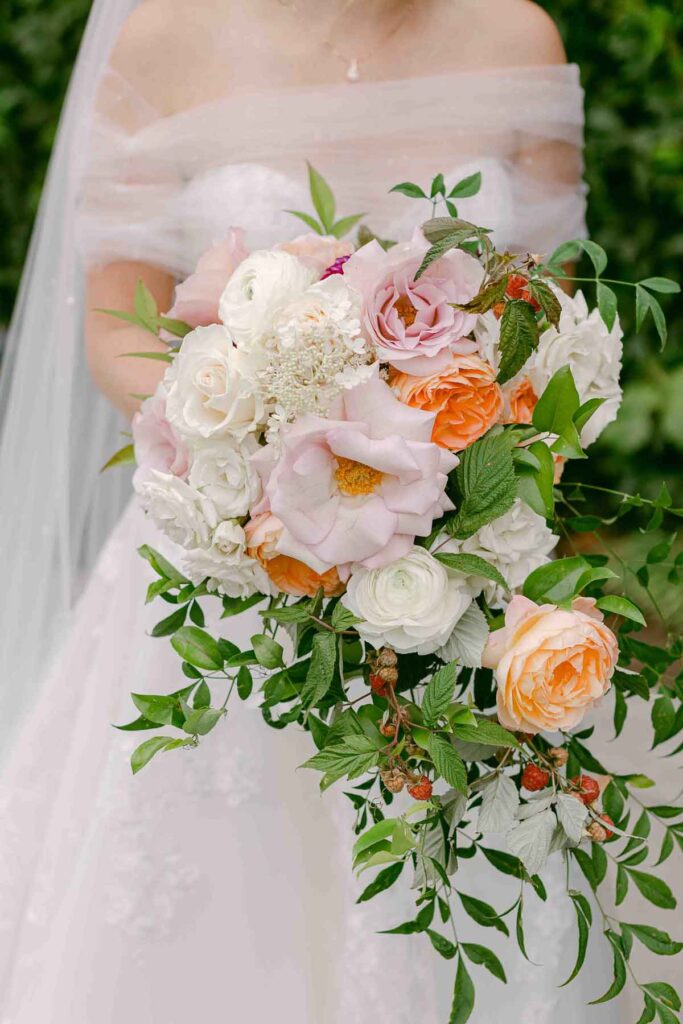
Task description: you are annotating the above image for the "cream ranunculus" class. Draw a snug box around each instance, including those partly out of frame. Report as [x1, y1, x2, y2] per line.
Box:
[438, 499, 559, 607]
[183, 520, 272, 599]
[165, 324, 266, 440]
[483, 595, 618, 734]
[188, 435, 262, 520]
[342, 546, 473, 655]
[526, 289, 623, 446]
[218, 250, 315, 348]
[135, 469, 217, 548]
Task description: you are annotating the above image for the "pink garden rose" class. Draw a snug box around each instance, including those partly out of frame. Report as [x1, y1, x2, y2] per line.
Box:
[132, 386, 190, 486]
[251, 373, 457, 575]
[165, 229, 249, 328]
[483, 595, 618, 734]
[343, 232, 483, 376]
[278, 233, 353, 278]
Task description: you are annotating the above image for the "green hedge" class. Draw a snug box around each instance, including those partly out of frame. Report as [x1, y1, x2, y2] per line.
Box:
[1, 0, 681, 496]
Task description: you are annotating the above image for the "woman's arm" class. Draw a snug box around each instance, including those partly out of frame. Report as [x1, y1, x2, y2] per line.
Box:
[84, 260, 175, 420]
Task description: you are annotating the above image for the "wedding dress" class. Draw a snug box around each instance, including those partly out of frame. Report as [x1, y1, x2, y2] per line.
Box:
[0, 28, 631, 1021]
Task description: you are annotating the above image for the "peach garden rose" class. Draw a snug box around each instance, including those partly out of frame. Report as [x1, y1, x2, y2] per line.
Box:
[245, 512, 344, 599]
[483, 595, 618, 734]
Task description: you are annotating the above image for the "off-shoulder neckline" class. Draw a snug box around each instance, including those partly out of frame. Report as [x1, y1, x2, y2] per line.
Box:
[104, 62, 582, 126]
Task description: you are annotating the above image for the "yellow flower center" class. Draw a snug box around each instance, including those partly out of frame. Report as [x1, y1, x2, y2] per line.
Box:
[395, 294, 417, 328]
[334, 456, 383, 496]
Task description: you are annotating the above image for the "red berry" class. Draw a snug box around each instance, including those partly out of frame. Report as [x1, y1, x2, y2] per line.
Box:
[599, 813, 615, 840]
[369, 673, 389, 697]
[521, 764, 550, 791]
[407, 775, 433, 801]
[571, 775, 601, 805]
[505, 273, 541, 312]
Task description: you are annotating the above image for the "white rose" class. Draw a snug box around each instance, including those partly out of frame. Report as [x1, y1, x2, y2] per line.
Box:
[342, 546, 472, 656]
[526, 289, 623, 445]
[165, 324, 266, 440]
[438, 499, 559, 607]
[183, 521, 272, 599]
[188, 434, 262, 519]
[218, 250, 314, 348]
[135, 469, 217, 549]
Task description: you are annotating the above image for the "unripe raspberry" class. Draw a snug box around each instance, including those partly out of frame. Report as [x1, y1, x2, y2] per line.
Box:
[521, 764, 550, 791]
[587, 820, 608, 843]
[598, 813, 615, 840]
[407, 775, 433, 800]
[548, 746, 569, 767]
[377, 665, 398, 685]
[369, 673, 389, 697]
[379, 721, 395, 738]
[377, 647, 398, 668]
[571, 775, 601, 805]
[381, 768, 405, 794]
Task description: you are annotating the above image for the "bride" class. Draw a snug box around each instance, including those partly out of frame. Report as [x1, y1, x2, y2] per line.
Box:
[0, 1, 627, 1020]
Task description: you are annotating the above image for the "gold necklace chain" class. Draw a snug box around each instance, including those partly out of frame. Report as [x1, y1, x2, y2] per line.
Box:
[276, 0, 417, 82]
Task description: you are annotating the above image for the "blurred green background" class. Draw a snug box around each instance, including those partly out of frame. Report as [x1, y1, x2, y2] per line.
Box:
[0, 0, 681, 504]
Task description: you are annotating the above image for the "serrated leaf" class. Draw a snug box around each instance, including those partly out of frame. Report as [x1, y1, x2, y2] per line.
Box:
[447, 432, 517, 539]
[454, 276, 508, 314]
[301, 630, 337, 705]
[556, 792, 588, 845]
[428, 735, 468, 793]
[437, 601, 490, 668]
[422, 661, 458, 725]
[528, 279, 562, 328]
[435, 553, 508, 591]
[496, 299, 540, 385]
[507, 809, 555, 875]
[331, 603, 362, 630]
[453, 720, 520, 749]
[478, 772, 519, 834]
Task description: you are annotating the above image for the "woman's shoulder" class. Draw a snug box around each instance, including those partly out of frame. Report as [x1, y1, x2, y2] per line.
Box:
[441, 0, 567, 70]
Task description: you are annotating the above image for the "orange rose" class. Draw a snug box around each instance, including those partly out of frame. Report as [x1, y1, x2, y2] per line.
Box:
[390, 356, 503, 451]
[245, 512, 344, 599]
[483, 595, 617, 734]
[501, 377, 537, 425]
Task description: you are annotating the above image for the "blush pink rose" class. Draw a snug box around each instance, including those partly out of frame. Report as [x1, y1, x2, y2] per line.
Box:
[343, 231, 483, 376]
[278, 234, 353, 278]
[250, 373, 457, 576]
[483, 595, 618, 734]
[132, 386, 190, 486]
[165, 229, 249, 328]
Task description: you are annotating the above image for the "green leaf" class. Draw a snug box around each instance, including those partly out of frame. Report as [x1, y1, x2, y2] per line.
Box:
[496, 299, 540, 385]
[356, 861, 404, 903]
[522, 555, 590, 604]
[130, 693, 178, 726]
[449, 954, 476, 1024]
[251, 633, 284, 670]
[561, 890, 592, 986]
[330, 212, 365, 239]
[193, 680, 211, 708]
[149, 603, 188, 637]
[389, 181, 427, 199]
[589, 930, 626, 1004]
[652, 696, 676, 747]
[95, 307, 159, 336]
[447, 432, 517, 539]
[158, 315, 192, 337]
[307, 162, 336, 232]
[236, 665, 253, 700]
[428, 735, 468, 793]
[643, 982, 681, 1013]
[461, 942, 506, 981]
[627, 870, 676, 910]
[639, 277, 680, 294]
[616, 864, 629, 905]
[303, 736, 380, 785]
[138, 544, 189, 585]
[515, 902, 533, 962]
[171, 626, 224, 671]
[579, 239, 608, 276]
[182, 706, 225, 736]
[330, 603, 362, 630]
[118, 350, 174, 363]
[285, 209, 323, 234]
[452, 720, 520, 749]
[422, 661, 458, 725]
[301, 630, 337, 705]
[515, 439, 555, 519]
[454, 276, 508, 315]
[131, 735, 185, 774]
[134, 278, 159, 327]
[532, 365, 580, 437]
[427, 929, 458, 959]
[430, 173, 446, 198]
[528, 279, 562, 328]
[435, 553, 508, 591]
[595, 595, 646, 626]
[458, 892, 509, 936]
[449, 171, 482, 199]
[597, 281, 618, 331]
[100, 442, 135, 473]
[626, 924, 683, 956]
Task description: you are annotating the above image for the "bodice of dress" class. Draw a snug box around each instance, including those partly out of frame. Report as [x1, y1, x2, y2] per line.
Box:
[77, 64, 587, 274]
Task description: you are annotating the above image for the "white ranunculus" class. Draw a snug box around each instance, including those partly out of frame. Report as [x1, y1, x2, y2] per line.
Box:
[218, 250, 314, 348]
[438, 499, 559, 607]
[188, 434, 262, 519]
[135, 469, 217, 549]
[342, 546, 472, 656]
[526, 289, 623, 446]
[183, 520, 272, 599]
[165, 324, 266, 441]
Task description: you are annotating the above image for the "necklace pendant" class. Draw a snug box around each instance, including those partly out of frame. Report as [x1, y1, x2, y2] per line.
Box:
[346, 57, 360, 82]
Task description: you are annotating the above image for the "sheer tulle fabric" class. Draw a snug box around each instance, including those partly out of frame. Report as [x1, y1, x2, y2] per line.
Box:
[0, 8, 632, 1018]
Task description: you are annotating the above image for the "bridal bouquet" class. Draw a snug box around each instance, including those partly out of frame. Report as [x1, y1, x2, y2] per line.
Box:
[106, 167, 682, 1023]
